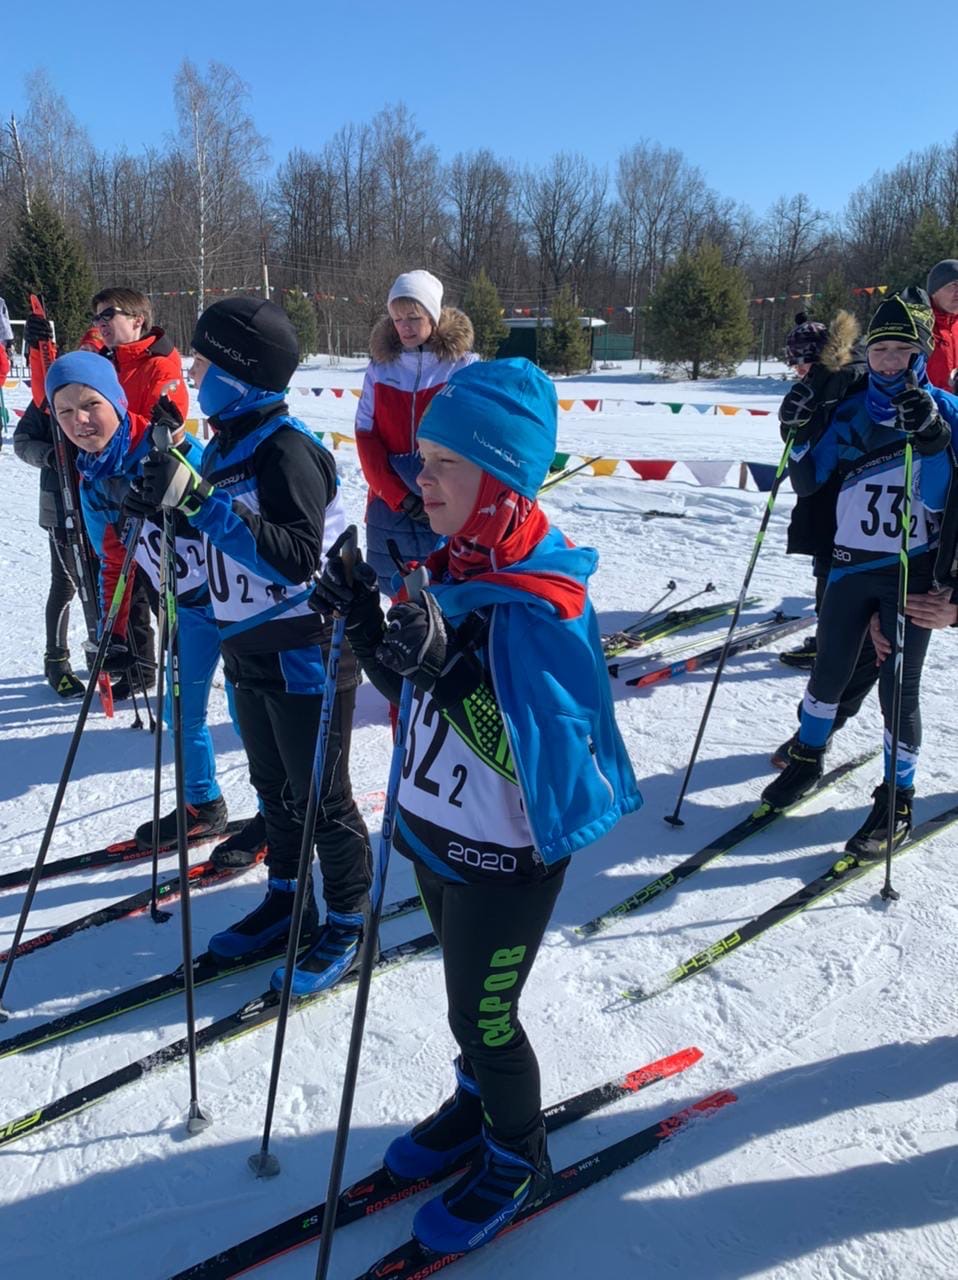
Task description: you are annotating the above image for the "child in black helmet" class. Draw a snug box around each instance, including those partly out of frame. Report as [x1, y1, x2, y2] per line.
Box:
[129, 296, 372, 993]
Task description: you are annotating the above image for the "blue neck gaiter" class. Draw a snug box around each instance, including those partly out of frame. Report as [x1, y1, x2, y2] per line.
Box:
[199, 363, 285, 422]
[866, 352, 928, 424]
[75, 414, 133, 481]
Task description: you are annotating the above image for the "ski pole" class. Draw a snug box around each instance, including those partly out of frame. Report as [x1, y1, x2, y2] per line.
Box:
[153, 423, 210, 1133]
[666, 434, 795, 826]
[312, 564, 426, 1280]
[248, 559, 352, 1179]
[149, 526, 172, 925]
[614, 582, 716, 646]
[0, 515, 144, 1020]
[124, 625, 146, 731]
[879, 436, 914, 904]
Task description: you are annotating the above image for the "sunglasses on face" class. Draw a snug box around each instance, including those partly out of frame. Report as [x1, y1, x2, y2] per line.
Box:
[92, 307, 131, 324]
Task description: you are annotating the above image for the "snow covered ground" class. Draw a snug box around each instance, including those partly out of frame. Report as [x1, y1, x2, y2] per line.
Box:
[0, 359, 955, 1280]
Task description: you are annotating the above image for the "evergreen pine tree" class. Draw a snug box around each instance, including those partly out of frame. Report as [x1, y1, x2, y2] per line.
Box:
[883, 210, 958, 297]
[463, 268, 508, 359]
[539, 285, 591, 374]
[647, 243, 751, 379]
[282, 289, 318, 359]
[0, 193, 94, 350]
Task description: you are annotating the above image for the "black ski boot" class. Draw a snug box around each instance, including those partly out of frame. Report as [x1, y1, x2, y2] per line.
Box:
[779, 635, 817, 669]
[845, 781, 913, 858]
[45, 650, 85, 699]
[134, 795, 229, 851]
[761, 740, 825, 809]
[211, 812, 268, 868]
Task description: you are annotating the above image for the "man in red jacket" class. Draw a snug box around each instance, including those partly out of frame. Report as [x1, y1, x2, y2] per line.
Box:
[927, 259, 958, 394]
[90, 287, 191, 695]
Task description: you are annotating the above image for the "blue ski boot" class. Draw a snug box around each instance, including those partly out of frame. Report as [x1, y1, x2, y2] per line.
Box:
[208, 875, 318, 961]
[384, 1058, 483, 1182]
[270, 908, 365, 996]
[412, 1121, 551, 1255]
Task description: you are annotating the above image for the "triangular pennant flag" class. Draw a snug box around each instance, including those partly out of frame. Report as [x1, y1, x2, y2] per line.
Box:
[635, 399, 656, 406]
[877, 285, 888, 295]
[684, 460, 732, 487]
[311, 387, 323, 396]
[627, 459, 675, 481]
[665, 402, 683, 414]
[332, 431, 354, 448]
[583, 399, 601, 412]
[184, 418, 199, 431]
[717, 404, 739, 416]
[3, 379, 17, 390]
[692, 403, 712, 414]
[298, 387, 310, 395]
[746, 461, 778, 492]
[747, 408, 770, 416]
[549, 452, 571, 471]
[864, 287, 875, 296]
[350, 388, 361, 398]
[589, 458, 620, 476]
[14, 407, 25, 417]
[331, 388, 344, 398]
[558, 399, 575, 412]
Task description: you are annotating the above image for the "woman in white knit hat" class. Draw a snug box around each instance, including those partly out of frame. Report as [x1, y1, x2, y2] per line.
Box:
[355, 269, 477, 595]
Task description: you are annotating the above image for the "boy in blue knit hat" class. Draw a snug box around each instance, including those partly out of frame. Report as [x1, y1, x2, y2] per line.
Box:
[314, 357, 642, 1258]
[45, 351, 230, 841]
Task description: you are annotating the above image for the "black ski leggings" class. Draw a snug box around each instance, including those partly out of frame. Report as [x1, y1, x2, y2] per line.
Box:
[808, 560, 934, 754]
[46, 530, 77, 655]
[231, 682, 372, 912]
[808, 555, 879, 729]
[414, 858, 568, 1143]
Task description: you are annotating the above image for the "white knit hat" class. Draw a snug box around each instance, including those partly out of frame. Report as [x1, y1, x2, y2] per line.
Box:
[387, 269, 443, 324]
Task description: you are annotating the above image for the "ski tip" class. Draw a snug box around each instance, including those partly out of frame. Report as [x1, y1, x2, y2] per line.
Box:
[622, 1046, 703, 1089]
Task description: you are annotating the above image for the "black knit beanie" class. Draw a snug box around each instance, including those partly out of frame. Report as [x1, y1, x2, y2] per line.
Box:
[191, 297, 299, 391]
[865, 291, 934, 354]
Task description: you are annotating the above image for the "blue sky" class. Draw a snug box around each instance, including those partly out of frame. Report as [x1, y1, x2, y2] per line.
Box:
[5, 0, 946, 220]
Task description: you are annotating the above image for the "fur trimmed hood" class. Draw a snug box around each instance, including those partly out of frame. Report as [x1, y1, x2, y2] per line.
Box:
[820, 309, 860, 372]
[369, 306, 474, 364]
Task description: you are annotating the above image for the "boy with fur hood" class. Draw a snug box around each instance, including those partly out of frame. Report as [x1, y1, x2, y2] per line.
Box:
[772, 310, 881, 762]
[764, 293, 958, 854]
[315, 357, 641, 1259]
[355, 269, 477, 595]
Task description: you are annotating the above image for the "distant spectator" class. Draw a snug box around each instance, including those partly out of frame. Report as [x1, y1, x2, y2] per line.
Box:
[926, 259, 958, 393]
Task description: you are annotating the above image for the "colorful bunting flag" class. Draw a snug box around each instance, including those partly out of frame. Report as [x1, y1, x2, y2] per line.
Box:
[628, 460, 675, 481]
[684, 460, 733, 487]
[746, 462, 778, 492]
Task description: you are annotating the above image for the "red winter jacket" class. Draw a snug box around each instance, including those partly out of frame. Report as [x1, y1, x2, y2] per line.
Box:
[355, 308, 476, 511]
[928, 305, 958, 394]
[107, 327, 189, 421]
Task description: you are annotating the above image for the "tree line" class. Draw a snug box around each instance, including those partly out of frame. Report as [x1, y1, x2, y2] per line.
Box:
[1, 59, 956, 364]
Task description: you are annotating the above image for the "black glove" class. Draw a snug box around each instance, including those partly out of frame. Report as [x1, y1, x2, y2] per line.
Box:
[778, 381, 822, 445]
[150, 393, 184, 450]
[24, 313, 53, 351]
[102, 640, 137, 675]
[376, 592, 449, 691]
[125, 448, 213, 517]
[892, 378, 951, 457]
[310, 527, 384, 640]
[400, 492, 431, 525]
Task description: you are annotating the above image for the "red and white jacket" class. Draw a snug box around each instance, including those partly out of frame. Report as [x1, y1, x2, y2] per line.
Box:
[929, 304, 958, 395]
[354, 308, 476, 511]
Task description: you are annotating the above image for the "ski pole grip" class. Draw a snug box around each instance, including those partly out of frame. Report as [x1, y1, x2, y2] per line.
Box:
[340, 525, 358, 587]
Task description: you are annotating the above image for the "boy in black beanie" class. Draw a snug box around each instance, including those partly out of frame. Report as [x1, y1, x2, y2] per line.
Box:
[128, 297, 373, 993]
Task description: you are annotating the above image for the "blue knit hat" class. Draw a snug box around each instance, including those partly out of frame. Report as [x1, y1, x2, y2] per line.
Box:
[46, 351, 128, 421]
[417, 358, 557, 499]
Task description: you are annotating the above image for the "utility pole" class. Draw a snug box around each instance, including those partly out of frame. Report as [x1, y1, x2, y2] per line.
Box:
[261, 239, 271, 302]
